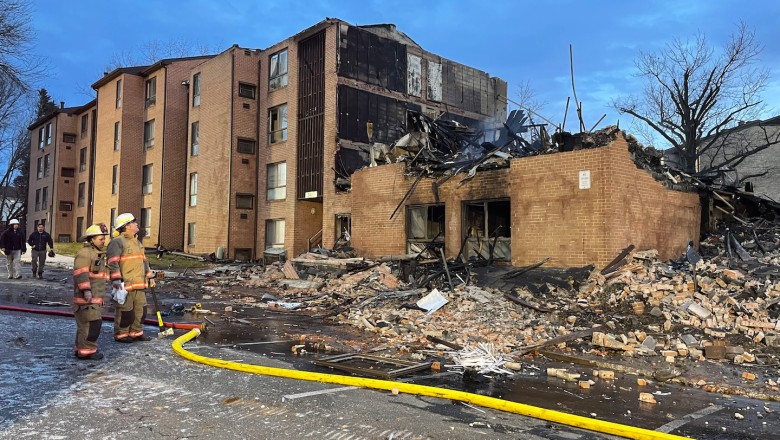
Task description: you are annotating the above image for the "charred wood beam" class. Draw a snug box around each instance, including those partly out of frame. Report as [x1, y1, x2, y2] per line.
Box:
[504, 293, 551, 313]
[501, 258, 551, 280]
[389, 172, 425, 220]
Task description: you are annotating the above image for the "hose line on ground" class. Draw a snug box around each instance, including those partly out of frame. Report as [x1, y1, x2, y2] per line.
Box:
[172, 329, 690, 440]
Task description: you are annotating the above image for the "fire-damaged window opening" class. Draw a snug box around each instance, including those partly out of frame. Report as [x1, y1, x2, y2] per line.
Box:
[335, 214, 351, 242]
[464, 199, 510, 262]
[407, 204, 445, 256]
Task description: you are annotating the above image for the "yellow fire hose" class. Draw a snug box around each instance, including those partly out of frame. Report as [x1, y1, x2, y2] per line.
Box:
[172, 329, 690, 440]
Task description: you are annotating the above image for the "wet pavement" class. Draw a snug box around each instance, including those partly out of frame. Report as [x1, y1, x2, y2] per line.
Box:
[1, 257, 779, 439]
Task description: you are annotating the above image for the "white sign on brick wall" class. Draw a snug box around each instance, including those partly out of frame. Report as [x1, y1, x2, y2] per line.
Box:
[579, 170, 591, 190]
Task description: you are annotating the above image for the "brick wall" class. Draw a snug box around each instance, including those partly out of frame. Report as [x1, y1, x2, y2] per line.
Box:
[351, 136, 701, 268]
[184, 52, 232, 255]
[72, 105, 95, 239]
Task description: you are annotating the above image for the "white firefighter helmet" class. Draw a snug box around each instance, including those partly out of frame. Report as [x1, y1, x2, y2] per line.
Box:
[8, 219, 19, 225]
[80, 223, 109, 241]
[114, 213, 136, 230]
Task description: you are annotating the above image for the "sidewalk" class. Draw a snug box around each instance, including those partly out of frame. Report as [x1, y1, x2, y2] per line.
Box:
[19, 252, 74, 270]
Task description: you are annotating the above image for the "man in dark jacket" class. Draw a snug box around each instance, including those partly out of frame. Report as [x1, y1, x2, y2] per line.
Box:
[1, 219, 26, 279]
[28, 223, 54, 279]
[27, 223, 54, 278]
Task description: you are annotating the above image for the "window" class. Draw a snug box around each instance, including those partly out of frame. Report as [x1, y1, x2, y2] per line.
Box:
[59, 201, 73, 211]
[265, 219, 285, 249]
[41, 187, 48, 209]
[144, 120, 155, 149]
[79, 148, 87, 172]
[63, 133, 76, 143]
[408, 205, 445, 241]
[192, 73, 201, 106]
[268, 104, 287, 144]
[142, 164, 153, 194]
[61, 167, 75, 177]
[187, 223, 196, 245]
[38, 127, 44, 149]
[110, 208, 116, 233]
[236, 193, 254, 209]
[140, 208, 151, 238]
[145, 77, 156, 107]
[76, 217, 84, 240]
[78, 183, 85, 207]
[81, 114, 88, 135]
[113, 121, 120, 151]
[189, 173, 198, 206]
[335, 214, 352, 241]
[464, 200, 511, 261]
[266, 162, 286, 200]
[237, 137, 256, 154]
[45, 123, 52, 145]
[35, 189, 40, 211]
[36, 157, 43, 179]
[112, 165, 118, 194]
[269, 49, 288, 91]
[115, 79, 122, 108]
[43, 154, 50, 177]
[238, 82, 256, 99]
[190, 121, 199, 156]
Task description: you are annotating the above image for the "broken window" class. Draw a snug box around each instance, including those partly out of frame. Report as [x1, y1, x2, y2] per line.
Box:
[464, 199, 511, 261]
[335, 214, 351, 242]
[269, 49, 288, 91]
[268, 104, 287, 144]
[407, 204, 445, 255]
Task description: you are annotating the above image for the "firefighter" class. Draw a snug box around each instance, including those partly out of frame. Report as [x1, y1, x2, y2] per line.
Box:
[72, 223, 109, 360]
[107, 213, 154, 343]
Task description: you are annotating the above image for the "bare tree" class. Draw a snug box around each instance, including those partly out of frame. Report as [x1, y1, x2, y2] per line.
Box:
[105, 38, 220, 71]
[614, 22, 777, 175]
[0, 0, 35, 90]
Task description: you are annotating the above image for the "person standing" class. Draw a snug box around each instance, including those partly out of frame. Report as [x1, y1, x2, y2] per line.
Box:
[28, 223, 54, 279]
[106, 213, 154, 343]
[73, 223, 110, 360]
[1, 219, 26, 279]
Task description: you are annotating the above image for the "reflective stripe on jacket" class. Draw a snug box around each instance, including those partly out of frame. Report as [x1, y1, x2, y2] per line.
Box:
[106, 232, 151, 291]
[73, 243, 107, 303]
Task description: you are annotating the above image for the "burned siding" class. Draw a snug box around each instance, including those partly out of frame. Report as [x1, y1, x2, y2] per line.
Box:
[337, 85, 421, 144]
[297, 31, 326, 199]
[338, 25, 407, 93]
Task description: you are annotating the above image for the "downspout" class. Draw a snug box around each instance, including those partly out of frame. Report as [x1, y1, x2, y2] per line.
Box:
[226, 50, 235, 258]
[182, 77, 191, 252]
[87, 107, 97, 225]
[157, 66, 168, 247]
[253, 53, 260, 260]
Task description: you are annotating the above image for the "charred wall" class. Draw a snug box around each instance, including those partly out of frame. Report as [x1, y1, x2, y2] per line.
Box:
[337, 26, 407, 93]
[337, 85, 420, 144]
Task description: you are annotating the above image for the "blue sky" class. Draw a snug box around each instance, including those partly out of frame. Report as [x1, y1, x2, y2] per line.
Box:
[29, 0, 780, 145]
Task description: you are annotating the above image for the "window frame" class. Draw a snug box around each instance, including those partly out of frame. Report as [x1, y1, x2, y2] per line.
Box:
[115, 79, 122, 108]
[81, 114, 88, 135]
[187, 222, 196, 245]
[43, 154, 50, 177]
[265, 219, 285, 249]
[41, 186, 48, 209]
[45, 123, 52, 145]
[142, 164, 153, 195]
[140, 207, 151, 238]
[268, 104, 287, 144]
[266, 161, 286, 200]
[112, 165, 118, 195]
[189, 173, 198, 206]
[144, 119, 155, 149]
[113, 121, 120, 151]
[78, 182, 85, 207]
[145, 76, 156, 107]
[38, 127, 44, 149]
[35, 189, 40, 211]
[79, 147, 87, 172]
[36, 157, 43, 179]
[190, 121, 199, 156]
[192, 73, 201, 106]
[269, 49, 288, 91]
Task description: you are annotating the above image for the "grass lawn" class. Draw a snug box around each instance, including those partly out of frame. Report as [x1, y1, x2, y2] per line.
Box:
[53, 242, 209, 271]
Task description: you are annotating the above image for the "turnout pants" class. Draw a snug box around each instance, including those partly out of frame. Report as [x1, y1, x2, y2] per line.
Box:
[114, 290, 147, 341]
[75, 304, 102, 357]
[31, 249, 47, 276]
[5, 250, 21, 278]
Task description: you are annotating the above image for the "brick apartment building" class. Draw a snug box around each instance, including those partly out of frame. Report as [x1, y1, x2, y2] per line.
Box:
[28, 18, 507, 261]
[27, 100, 96, 240]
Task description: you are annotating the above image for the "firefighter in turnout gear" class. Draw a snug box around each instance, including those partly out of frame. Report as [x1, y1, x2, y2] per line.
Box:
[73, 223, 110, 360]
[107, 213, 154, 342]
